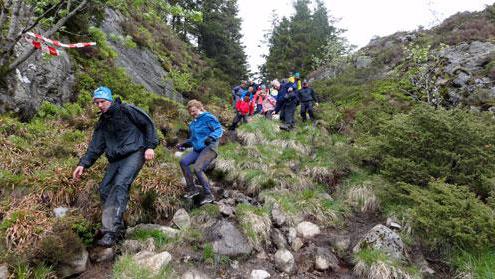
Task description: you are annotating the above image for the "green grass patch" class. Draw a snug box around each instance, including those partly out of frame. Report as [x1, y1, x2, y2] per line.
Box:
[451, 248, 495, 278]
[126, 228, 170, 248]
[112, 254, 176, 279]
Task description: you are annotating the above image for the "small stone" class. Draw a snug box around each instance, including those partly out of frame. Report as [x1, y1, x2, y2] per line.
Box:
[121, 238, 155, 254]
[175, 151, 184, 158]
[173, 208, 191, 230]
[218, 203, 235, 217]
[230, 260, 239, 269]
[53, 207, 69, 218]
[256, 251, 268, 260]
[287, 227, 297, 244]
[250, 269, 271, 279]
[0, 264, 9, 279]
[291, 238, 304, 252]
[386, 217, 402, 230]
[274, 249, 295, 273]
[296, 222, 320, 239]
[271, 204, 287, 227]
[271, 228, 288, 250]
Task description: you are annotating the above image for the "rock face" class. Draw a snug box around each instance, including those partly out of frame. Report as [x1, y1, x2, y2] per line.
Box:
[101, 8, 182, 102]
[1, 42, 75, 120]
[274, 249, 295, 273]
[353, 224, 405, 261]
[205, 220, 253, 256]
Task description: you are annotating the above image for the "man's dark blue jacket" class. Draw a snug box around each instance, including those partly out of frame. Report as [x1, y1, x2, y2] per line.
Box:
[79, 98, 159, 168]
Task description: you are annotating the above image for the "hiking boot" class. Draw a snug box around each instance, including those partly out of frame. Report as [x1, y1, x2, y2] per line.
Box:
[184, 187, 201, 199]
[200, 193, 215, 205]
[97, 233, 116, 247]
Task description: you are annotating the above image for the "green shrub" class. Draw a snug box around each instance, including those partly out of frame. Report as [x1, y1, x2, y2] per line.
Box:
[363, 105, 495, 197]
[385, 181, 495, 251]
[451, 248, 495, 278]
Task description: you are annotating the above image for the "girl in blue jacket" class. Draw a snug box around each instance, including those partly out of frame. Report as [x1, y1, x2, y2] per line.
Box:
[177, 100, 223, 205]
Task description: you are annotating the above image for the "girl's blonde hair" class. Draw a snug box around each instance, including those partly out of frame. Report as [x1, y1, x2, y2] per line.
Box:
[187, 99, 204, 111]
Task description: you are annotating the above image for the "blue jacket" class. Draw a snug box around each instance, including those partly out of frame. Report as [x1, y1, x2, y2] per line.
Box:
[185, 112, 223, 152]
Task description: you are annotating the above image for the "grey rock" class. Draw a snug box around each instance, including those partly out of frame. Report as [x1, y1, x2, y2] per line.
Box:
[2, 39, 75, 120]
[271, 228, 288, 250]
[438, 41, 495, 75]
[181, 269, 210, 279]
[121, 238, 156, 254]
[287, 227, 297, 244]
[291, 237, 304, 252]
[53, 207, 69, 218]
[90, 247, 115, 263]
[386, 217, 402, 231]
[274, 249, 295, 273]
[205, 220, 252, 256]
[0, 264, 8, 279]
[58, 248, 88, 278]
[126, 224, 180, 238]
[250, 269, 271, 279]
[173, 208, 191, 230]
[315, 247, 339, 271]
[453, 71, 470, 88]
[134, 251, 172, 273]
[355, 56, 372, 69]
[296, 221, 320, 239]
[353, 224, 405, 261]
[101, 8, 182, 102]
[242, 212, 272, 250]
[271, 204, 287, 227]
[218, 203, 235, 217]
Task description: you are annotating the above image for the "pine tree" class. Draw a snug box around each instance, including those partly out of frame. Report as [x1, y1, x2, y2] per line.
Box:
[264, 17, 292, 80]
[197, 0, 248, 84]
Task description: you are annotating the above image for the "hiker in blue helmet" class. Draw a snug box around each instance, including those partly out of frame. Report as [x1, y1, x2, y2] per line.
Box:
[73, 86, 159, 247]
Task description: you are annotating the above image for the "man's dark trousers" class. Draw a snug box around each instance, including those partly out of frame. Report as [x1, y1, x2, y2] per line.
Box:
[284, 103, 297, 128]
[300, 101, 315, 121]
[99, 150, 145, 237]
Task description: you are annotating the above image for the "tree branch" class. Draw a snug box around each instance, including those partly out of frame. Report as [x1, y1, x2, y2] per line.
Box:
[7, 0, 88, 73]
[20, 0, 65, 35]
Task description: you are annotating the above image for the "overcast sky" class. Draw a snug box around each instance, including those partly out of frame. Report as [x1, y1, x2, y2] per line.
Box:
[238, 0, 495, 74]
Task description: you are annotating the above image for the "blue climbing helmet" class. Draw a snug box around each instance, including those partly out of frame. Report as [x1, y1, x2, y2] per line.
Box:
[93, 86, 113, 102]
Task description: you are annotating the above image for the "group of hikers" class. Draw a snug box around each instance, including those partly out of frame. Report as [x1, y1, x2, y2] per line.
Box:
[72, 86, 223, 246]
[230, 72, 319, 130]
[70, 72, 319, 247]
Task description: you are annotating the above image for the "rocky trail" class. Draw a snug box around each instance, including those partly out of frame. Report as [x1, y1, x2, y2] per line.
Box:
[72, 129, 430, 279]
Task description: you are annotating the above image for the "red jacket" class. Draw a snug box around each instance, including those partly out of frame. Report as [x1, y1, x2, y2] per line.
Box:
[236, 100, 254, 116]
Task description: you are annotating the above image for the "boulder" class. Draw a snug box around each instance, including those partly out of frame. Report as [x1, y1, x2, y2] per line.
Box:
[134, 251, 172, 273]
[58, 248, 88, 278]
[205, 220, 252, 256]
[315, 247, 339, 271]
[296, 222, 320, 239]
[274, 249, 295, 273]
[353, 224, 405, 261]
[250, 269, 271, 279]
[218, 203, 235, 217]
[173, 208, 191, 230]
[242, 212, 272, 250]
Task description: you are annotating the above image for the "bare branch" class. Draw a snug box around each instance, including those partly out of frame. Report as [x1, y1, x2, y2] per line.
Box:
[21, 1, 65, 35]
[7, 0, 88, 72]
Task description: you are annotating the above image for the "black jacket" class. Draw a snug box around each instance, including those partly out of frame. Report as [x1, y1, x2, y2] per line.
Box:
[298, 87, 318, 103]
[78, 99, 159, 168]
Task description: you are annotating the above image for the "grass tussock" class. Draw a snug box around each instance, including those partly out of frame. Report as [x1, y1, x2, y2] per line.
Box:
[346, 184, 380, 213]
[353, 248, 419, 279]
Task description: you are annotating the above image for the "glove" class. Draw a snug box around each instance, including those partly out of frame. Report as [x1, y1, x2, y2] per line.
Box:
[204, 137, 214, 146]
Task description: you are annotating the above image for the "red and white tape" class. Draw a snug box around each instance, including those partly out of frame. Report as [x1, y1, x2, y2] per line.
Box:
[25, 32, 96, 56]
